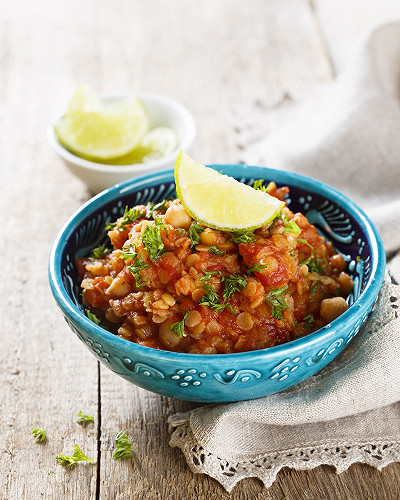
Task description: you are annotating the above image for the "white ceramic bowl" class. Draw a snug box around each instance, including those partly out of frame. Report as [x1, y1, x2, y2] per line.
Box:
[48, 92, 196, 193]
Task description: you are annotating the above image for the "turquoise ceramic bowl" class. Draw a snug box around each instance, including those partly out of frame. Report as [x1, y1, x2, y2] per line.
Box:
[48, 165, 385, 402]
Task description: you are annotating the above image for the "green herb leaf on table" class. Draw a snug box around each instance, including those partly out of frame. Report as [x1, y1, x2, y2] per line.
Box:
[170, 311, 189, 338]
[31, 428, 46, 443]
[56, 444, 95, 467]
[113, 430, 135, 460]
[142, 218, 166, 262]
[266, 286, 289, 319]
[188, 222, 205, 247]
[76, 411, 94, 423]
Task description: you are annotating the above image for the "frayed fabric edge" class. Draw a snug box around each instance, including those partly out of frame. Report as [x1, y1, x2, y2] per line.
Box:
[169, 418, 400, 492]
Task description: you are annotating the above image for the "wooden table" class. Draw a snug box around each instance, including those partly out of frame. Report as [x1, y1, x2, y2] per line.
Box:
[2, 1, 400, 498]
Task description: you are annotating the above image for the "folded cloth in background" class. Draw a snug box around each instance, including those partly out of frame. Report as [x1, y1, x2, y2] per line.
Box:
[169, 22, 400, 491]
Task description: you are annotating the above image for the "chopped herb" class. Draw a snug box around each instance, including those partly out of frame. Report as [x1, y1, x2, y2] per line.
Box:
[119, 244, 150, 287]
[105, 206, 142, 231]
[145, 198, 170, 218]
[198, 284, 234, 313]
[303, 313, 314, 329]
[170, 311, 189, 338]
[142, 218, 166, 261]
[113, 431, 135, 460]
[356, 255, 362, 262]
[246, 262, 268, 274]
[280, 212, 301, 235]
[222, 274, 247, 301]
[32, 428, 46, 443]
[229, 230, 256, 244]
[199, 270, 221, 282]
[56, 444, 95, 467]
[188, 222, 205, 247]
[86, 310, 101, 325]
[209, 246, 225, 255]
[266, 286, 289, 319]
[289, 248, 295, 257]
[298, 239, 325, 274]
[309, 282, 319, 295]
[90, 244, 111, 259]
[253, 179, 267, 192]
[76, 411, 94, 423]
[198, 271, 244, 314]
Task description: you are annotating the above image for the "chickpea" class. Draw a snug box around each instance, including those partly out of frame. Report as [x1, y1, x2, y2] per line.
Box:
[159, 322, 182, 348]
[165, 203, 192, 229]
[320, 297, 349, 323]
[200, 228, 218, 246]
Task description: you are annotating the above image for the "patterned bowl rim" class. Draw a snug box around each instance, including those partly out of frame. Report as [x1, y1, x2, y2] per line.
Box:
[49, 165, 386, 362]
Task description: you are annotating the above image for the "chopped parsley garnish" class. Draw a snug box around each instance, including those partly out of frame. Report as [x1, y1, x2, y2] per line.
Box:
[198, 284, 235, 314]
[303, 313, 314, 329]
[32, 428, 46, 443]
[118, 244, 150, 287]
[113, 431, 135, 460]
[198, 271, 245, 313]
[105, 206, 142, 231]
[199, 270, 221, 282]
[222, 274, 247, 301]
[90, 244, 111, 259]
[266, 286, 289, 319]
[170, 311, 189, 338]
[246, 262, 268, 274]
[56, 444, 95, 467]
[142, 218, 166, 261]
[86, 310, 101, 325]
[298, 239, 325, 274]
[188, 222, 205, 247]
[145, 198, 170, 218]
[280, 212, 301, 235]
[310, 282, 319, 294]
[253, 179, 268, 192]
[76, 411, 94, 423]
[209, 246, 225, 255]
[229, 230, 256, 244]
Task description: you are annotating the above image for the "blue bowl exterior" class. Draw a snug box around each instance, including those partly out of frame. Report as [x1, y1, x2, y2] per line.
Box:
[49, 165, 386, 402]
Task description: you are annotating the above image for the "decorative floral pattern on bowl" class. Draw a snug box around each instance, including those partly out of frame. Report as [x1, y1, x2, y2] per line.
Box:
[49, 165, 385, 402]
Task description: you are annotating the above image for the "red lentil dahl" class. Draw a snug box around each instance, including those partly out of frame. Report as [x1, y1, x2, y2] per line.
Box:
[78, 183, 353, 354]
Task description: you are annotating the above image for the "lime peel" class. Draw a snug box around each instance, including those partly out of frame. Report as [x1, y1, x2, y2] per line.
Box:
[175, 152, 285, 232]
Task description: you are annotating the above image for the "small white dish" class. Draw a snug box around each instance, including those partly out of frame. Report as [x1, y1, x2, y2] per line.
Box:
[48, 92, 196, 193]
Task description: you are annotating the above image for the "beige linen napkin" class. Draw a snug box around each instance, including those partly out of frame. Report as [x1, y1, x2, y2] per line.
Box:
[169, 22, 400, 491]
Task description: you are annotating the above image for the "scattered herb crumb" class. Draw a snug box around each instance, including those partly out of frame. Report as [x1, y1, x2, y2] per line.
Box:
[76, 411, 94, 424]
[32, 428, 46, 443]
[113, 430, 135, 460]
[170, 311, 189, 338]
[56, 444, 95, 467]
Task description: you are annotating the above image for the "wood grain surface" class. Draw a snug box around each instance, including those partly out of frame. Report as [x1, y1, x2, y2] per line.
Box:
[1, 1, 399, 498]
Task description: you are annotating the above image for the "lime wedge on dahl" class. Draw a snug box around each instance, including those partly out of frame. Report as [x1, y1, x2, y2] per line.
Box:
[54, 86, 149, 161]
[175, 152, 285, 231]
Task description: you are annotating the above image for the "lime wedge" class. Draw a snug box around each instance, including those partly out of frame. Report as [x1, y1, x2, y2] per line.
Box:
[99, 126, 178, 165]
[175, 152, 285, 231]
[54, 86, 149, 161]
